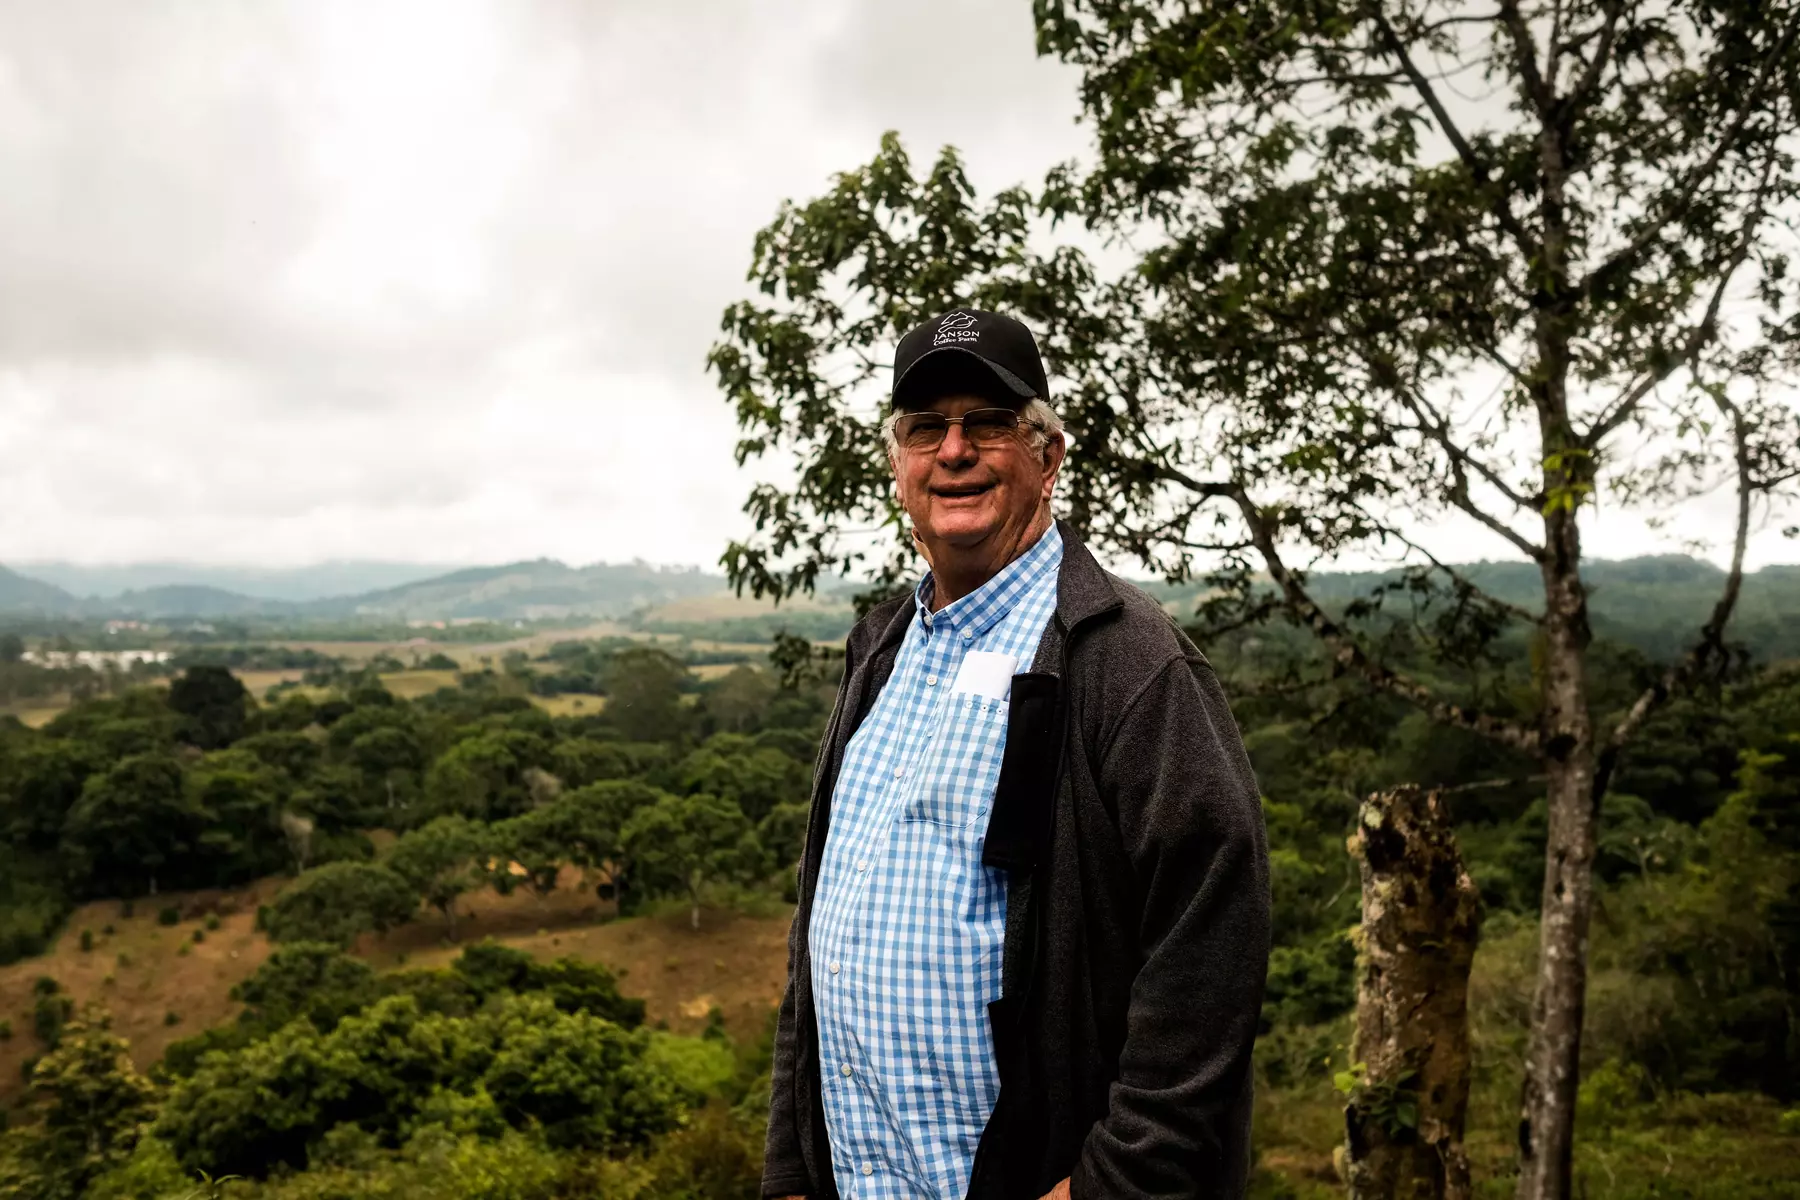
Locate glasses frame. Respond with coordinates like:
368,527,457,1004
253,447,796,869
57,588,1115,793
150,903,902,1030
892,407,1045,453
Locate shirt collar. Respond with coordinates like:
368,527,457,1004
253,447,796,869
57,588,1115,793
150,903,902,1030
913,523,1063,641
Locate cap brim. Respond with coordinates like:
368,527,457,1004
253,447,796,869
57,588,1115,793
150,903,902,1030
890,346,1038,409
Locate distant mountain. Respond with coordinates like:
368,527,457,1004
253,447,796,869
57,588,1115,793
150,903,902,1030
0,565,80,617
2,553,1795,654
311,559,725,621
106,585,297,620
0,559,733,623
10,560,467,602
1154,554,1800,662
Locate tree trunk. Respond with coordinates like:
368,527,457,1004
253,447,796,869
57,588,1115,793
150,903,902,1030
1515,719,1600,1200
1516,494,1599,1200
1341,786,1482,1200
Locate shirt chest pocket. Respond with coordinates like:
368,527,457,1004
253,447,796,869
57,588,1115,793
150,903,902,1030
899,692,1010,829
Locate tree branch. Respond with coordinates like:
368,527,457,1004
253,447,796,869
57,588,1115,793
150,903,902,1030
1370,521,1544,625
1497,0,1556,116
1585,146,1780,444
1555,0,1624,125
1578,11,1800,301
1593,390,1755,799
1230,485,1544,755
1368,4,1538,255
1390,388,1550,559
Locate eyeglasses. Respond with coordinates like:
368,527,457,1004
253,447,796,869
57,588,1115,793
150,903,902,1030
893,408,1042,452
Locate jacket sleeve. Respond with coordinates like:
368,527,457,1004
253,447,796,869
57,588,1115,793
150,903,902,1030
1072,653,1271,1200
761,899,812,1198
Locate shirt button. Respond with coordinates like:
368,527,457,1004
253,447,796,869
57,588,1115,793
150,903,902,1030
828,961,841,974
962,631,973,642
861,1163,874,1177
840,1064,853,1077
926,675,938,686
893,766,905,778
855,860,868,873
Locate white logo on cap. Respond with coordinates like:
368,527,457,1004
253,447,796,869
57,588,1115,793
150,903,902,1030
933,311,981,346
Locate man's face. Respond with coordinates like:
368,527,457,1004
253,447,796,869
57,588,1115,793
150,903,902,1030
892,393,1065,554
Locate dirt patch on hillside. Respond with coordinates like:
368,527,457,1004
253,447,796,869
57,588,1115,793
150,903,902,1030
0,872,793,1107
0,881,282,1102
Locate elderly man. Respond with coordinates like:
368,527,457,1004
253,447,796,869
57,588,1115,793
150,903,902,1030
764,310,1270,1200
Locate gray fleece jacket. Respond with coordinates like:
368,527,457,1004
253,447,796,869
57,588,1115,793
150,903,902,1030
764,521,1271,1200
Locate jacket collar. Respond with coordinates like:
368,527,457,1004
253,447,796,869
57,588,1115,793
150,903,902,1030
861,518,1122,670
1050,519,1125,632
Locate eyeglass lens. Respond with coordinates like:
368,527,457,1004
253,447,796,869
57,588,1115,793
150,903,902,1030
898,408,1020,448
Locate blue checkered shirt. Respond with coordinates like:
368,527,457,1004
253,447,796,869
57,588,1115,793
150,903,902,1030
809,524,1063,1200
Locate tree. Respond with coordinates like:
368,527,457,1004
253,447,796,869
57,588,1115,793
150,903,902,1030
423,733,525,822
555,780,666,910
621,791,753,930
347,725,425,812
1,739,100,854
708,7,1800,1195
167,666,249,750
675,733,807,823
701,663,779,733
60,753,198,897
259,860,417,946
386,816,491,939
187,749,287,885
0,633,23,664
491,806,571,906
11,1006,158,1200
604,648,690,744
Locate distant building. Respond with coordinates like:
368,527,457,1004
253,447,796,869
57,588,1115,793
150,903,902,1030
21,649,171,670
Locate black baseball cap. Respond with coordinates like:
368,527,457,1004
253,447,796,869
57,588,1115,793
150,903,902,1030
890,309,1050,409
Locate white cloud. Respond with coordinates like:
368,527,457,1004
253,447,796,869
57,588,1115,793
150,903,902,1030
0,0,1786,574
0,0,1090,569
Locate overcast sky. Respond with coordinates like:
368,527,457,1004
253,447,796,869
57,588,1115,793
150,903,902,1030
0,1,1791,574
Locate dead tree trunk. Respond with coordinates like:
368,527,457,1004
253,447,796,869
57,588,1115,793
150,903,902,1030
1341,786,1483,1200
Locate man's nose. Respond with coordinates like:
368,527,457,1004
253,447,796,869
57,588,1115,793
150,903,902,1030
936,423,978,465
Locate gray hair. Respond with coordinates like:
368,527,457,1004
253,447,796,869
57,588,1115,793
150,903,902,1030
882,397,1064,467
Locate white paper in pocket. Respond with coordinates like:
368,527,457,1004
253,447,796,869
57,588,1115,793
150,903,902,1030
950,650,1017,701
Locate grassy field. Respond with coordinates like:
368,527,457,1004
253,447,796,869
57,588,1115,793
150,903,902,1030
529,693,605,717
3,875,1797,1197
0,871,788,1110
376,668,459,699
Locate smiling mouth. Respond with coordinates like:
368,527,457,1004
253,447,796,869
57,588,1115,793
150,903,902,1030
931,481,995,500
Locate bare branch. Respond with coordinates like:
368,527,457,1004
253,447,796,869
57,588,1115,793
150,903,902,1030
1439,772,1549,795
1594,390,1756,798
1389,387,1550,559
1585,147,1781,444
1371,521,1544,625
1231,485,1544,755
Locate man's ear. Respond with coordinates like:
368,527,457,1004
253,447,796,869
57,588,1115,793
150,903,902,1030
1040,431,1067,500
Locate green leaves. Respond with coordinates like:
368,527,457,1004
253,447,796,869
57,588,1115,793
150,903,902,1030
258,861,418,947
10,1006,158,1200
154,993,683,1180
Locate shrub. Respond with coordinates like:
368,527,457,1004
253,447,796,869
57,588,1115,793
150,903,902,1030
33,989,73,1048
155,993,685,1179
157,906,180,927
79,929,94,952
259,861,418,946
